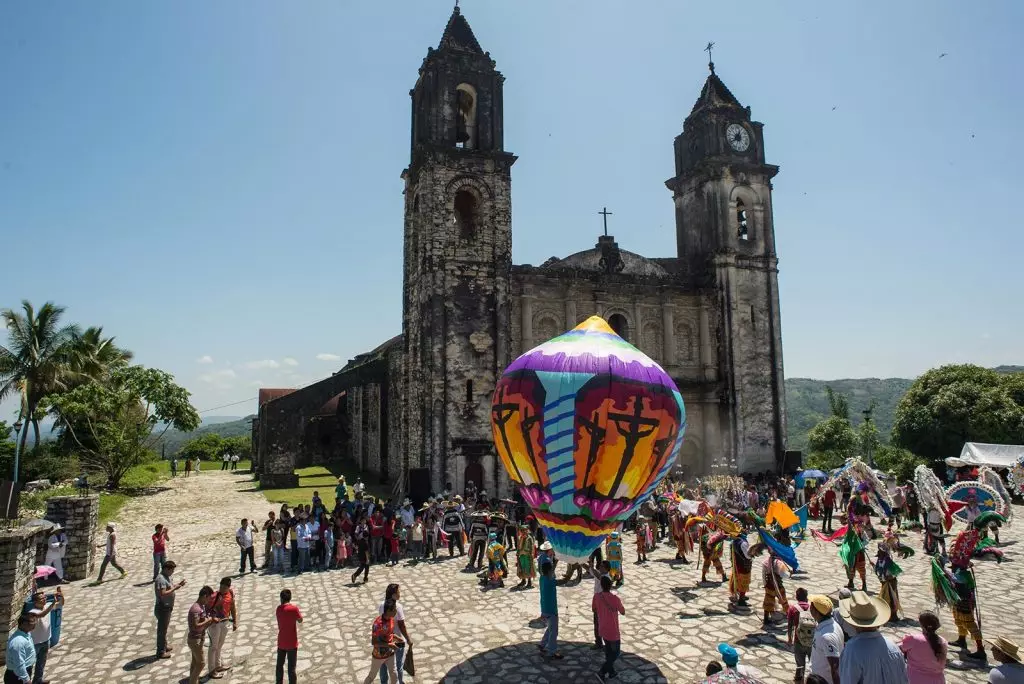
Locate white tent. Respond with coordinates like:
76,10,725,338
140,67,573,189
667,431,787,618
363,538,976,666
945,442,1024,469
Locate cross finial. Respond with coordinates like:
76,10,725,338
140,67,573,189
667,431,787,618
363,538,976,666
705,41,715,74
598,207,614,237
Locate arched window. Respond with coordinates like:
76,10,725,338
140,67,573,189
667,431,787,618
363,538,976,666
608,313,630,342
455,83,478,149
454,190,478,239
737,199,749,241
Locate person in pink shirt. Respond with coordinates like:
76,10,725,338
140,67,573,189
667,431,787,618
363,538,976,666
900,611,947,684
592,575,626,680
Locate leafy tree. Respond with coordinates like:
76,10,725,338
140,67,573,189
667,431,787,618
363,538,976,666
0,421,14,462
891,364,1024,468
826,386,850,421
49,366,200,488
873,445,926,484
179,433,226,461
806,415,858,471
0,301,80,454
223,435,252,458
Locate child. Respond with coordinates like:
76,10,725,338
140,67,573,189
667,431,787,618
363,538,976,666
276,589,303,684
397,523,409,559
272,522,286,572
635,516,649,563
323,524,335,570
388,521,401,566
336,532,349,568
424,515,437,559
786,587,813,683
606,532,624,586
410,518,424,559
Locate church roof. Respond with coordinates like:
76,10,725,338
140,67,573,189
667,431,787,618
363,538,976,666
690,71,743,114
438,6,483,54
543,237,670,278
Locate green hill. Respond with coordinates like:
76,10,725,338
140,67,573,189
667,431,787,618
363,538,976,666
784,377,912,452
154,415,254,456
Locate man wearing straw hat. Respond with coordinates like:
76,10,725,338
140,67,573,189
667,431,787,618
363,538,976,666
837,591,908,684
987,636,1024,683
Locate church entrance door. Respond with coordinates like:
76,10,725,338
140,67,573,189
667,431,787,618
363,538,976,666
464,460,484,498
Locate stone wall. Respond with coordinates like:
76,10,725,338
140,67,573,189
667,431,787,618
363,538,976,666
0,524,52,665
45,494,100,580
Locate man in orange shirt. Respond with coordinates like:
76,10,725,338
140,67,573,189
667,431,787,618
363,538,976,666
206,577,237,679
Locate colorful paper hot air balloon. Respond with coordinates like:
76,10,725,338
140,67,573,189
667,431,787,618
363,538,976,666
490,316,686,563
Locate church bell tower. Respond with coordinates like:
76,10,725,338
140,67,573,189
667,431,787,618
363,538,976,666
665,56,787,473
401,7,517,496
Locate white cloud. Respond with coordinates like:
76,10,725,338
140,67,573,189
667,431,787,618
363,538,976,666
316,353,341,362
196,355,214,365
246,359,280,370
283,357,299,367
198,369,236,389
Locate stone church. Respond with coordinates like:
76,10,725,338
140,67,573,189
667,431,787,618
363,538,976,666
253,7,787,497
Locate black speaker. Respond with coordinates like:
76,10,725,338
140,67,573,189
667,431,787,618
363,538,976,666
0,481,22,519
407,468,431,507
783,450,803,474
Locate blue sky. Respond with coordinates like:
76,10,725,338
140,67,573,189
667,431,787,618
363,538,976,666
1,1,1021,420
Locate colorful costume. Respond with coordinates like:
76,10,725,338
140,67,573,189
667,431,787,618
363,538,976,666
670,512,692,561
701,528,727,582
635,517,650,562
874,528,913,622
728,535,753,606
516,526,535,587
484,533,506,587
606,532,623,584
760,553,789,620
933,530,986,660
841,522,869,591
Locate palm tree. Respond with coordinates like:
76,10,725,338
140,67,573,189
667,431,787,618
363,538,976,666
0,301,81,455
69,326,133,380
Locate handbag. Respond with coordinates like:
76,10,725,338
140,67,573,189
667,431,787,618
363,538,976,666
403,645,415,676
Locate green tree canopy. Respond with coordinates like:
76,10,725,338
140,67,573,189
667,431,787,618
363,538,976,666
891,364,1024,468
49,365,200,488
806,414,858,471
873,445,926,484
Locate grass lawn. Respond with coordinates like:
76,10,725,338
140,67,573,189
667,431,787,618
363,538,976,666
259,464,393,508
17,457,254,525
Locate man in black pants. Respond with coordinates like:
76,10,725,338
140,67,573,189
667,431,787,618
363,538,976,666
154,560,185,659
236,518,256,574
442,504,465,557
468,515,489,569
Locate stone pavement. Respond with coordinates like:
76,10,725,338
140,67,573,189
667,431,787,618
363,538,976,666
34,471,1024,683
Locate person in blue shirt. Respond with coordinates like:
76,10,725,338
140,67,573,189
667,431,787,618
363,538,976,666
538,543,562,659
5,613,37,684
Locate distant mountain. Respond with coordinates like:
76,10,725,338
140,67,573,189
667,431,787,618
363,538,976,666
785,377,913,452
154,415,254,456
201,416,243,425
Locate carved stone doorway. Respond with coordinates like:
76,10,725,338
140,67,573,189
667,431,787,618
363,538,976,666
464,460,484,498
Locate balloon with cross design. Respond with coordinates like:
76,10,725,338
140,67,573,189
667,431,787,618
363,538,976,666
490,315,686,563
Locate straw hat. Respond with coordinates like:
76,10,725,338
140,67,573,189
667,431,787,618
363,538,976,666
539,541,553,551
988,637,1022,663
839,590,890,628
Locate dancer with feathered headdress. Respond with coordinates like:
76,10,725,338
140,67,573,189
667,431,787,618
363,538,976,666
933,529,987,662
874,526,914,622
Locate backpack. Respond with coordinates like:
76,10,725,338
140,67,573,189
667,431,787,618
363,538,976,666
796,606,816,648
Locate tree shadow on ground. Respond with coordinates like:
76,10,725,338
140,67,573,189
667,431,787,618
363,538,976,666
119,485,172,497
439,641,668,684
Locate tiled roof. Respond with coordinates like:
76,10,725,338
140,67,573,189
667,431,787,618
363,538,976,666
258,388,295,406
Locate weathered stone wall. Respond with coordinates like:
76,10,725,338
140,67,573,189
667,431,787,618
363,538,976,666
44,494,99,580
387,348,404,488
0,524,51,664
365,384,382,478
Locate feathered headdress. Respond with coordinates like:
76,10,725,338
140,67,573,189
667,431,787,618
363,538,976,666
978,466,1013,523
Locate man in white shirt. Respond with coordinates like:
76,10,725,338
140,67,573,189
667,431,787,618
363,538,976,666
353,478,365,496
399,499,415,528
222,452,231,471
44,525,67,581
236,518,256,574
810,594,844,684
28,588,63,684
230,453,240,471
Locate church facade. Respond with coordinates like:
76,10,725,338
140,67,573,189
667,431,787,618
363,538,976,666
252,7,787,497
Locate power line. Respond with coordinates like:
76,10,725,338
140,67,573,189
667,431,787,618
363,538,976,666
196,397,256,413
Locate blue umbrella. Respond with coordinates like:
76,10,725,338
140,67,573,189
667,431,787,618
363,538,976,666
801,469,827,480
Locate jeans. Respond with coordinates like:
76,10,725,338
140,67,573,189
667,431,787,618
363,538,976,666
207,620,229,673
5,671,29,684
380,642,405,684
239,546,256,573
298,547,310,573
155,603,173,655
273,545,285,571
540,613,559,655
276,648,297,684
31,641,48,684
153,552,165,581
371,536,383,562
599,640,620,676
98,554,124,580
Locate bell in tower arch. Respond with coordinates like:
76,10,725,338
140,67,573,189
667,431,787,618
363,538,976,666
455,84,477,149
